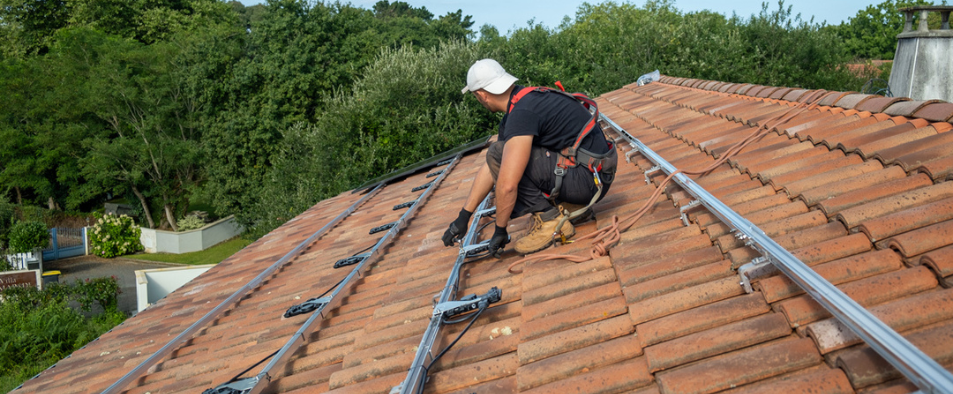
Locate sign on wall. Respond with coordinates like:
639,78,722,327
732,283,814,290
0,270,41,291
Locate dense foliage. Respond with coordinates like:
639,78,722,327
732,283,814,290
832,0,944,60
6,221,48,253
1,0,891,238
0,278,124,392
89,214,143,258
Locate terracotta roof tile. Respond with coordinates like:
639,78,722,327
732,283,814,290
921,246,953,286
806,288,953,354
756,249,904,303
856,197,953,242
516,335,642,391
834,181,953,229
656,337,822,394
882,219,953,258
883,99,942,117
629,277,745,325
798,166,907,207
835,320,953,389
819,91,852,107
645,312,791,373
835,94,876,109
855,97,911,113
913,102,953,122
718,366,854,394
776,266,938,327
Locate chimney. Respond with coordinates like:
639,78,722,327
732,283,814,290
889,6,953,101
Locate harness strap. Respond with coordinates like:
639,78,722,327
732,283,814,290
507,85,609,202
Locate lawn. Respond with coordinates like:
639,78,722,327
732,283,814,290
130,237,252,265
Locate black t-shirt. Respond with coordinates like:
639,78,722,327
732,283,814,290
499,85,610,155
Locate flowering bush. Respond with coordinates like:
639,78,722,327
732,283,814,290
89,214,143,258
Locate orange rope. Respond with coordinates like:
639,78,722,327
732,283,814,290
508,89,830,274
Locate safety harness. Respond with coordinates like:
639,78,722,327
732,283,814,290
506,83,618,233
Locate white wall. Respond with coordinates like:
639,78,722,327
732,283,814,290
135,265,215,312
139,215,244,254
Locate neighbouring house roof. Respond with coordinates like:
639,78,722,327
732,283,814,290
15,75,953,394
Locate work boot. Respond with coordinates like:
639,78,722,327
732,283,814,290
514,209,575,255
559,202,595,225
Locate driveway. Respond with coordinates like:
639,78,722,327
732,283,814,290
44,256,181,315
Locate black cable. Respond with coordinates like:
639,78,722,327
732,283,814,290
226,349,279,383
415,303,488,394
317,277,345,298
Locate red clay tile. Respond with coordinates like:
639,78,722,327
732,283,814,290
756,249,904,303
835,94,876,109
883,219,953,257
521,281,621,322
617,246,724,287
426,353,519,394
884,100,942,117
623,259,732,302
645,312,791,372
857,197,953,242
913,102,953,122
893,140,953,172
920,245,953,279
521,297,627,341
718,365,854,394
656,337,822,394
629,277,745,325
776,266,938,327
806,288,953,354
782,161,884,198
854,125,938,159
916,154,953,181
799,166,907,207
823,173,937,220
819,92,852,107
835,320,953,389
516,335,641,391
518,315,633,365
636,293,769,347
856,97,910,113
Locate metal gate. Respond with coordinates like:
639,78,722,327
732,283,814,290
42,227,87,261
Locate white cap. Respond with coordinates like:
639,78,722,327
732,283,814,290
461,59,518,95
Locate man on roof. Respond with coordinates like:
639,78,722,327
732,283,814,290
442,59,618,255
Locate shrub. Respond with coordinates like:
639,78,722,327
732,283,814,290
176,214,206,232
7,221,50,253
0,196,14,249
89,214,143,258
74,277,121,312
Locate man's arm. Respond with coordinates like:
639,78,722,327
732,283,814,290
494,135,532,228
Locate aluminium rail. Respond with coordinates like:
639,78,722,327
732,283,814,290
392,195,496,394
225,153,464,394
100,182,385,394
600,113,953,394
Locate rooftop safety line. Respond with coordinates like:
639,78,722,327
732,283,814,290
100,182,386,394
206,153,464,394
601,113,953,394
392,194,497,394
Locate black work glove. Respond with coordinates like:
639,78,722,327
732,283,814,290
442,209,472,246
488,225,508,258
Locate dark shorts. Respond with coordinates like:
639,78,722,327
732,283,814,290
487,140,615,218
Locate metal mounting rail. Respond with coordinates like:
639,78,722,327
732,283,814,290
600,113,953,394
101,183,385,394
393,195,495,394
217,154,463,394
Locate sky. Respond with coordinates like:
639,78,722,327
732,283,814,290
238,0,879,33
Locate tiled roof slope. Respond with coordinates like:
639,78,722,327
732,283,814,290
16,76,953,394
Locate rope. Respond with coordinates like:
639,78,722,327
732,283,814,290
508,89,830,274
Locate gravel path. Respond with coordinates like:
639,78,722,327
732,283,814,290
44,256,182,315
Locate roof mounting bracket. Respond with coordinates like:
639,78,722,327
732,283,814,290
679,199,703,226
433,287,502,319
475,207,497,218
388,383,403,394
202,377,259,394
738,256,778,293
426,170,444,178
436,158,454,166
644,165,662,184
625,149,640,163
334,253,370,269
393,201,414,210
459,236,511,257
412,182,434,192
284,296,332,318
370,222,398,235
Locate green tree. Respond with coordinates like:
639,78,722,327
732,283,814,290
835,0,939,60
